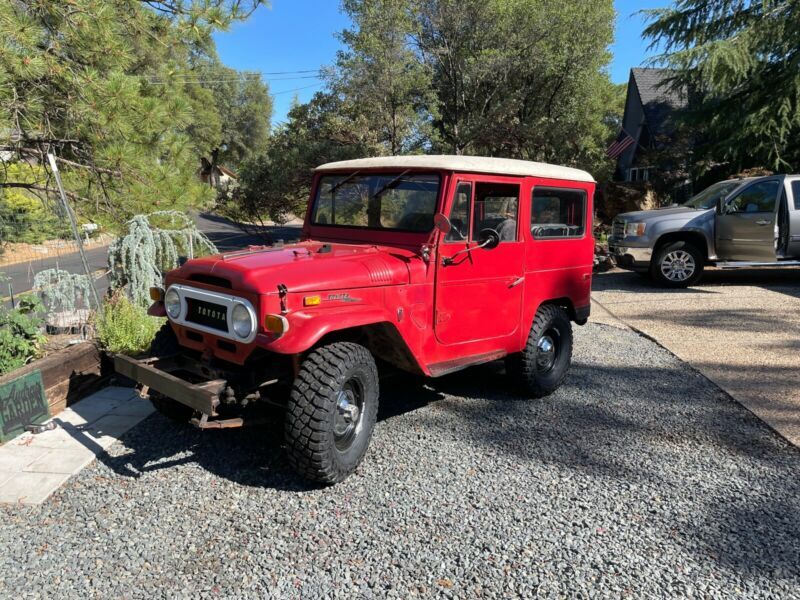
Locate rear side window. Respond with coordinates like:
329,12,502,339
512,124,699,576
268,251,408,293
726,180,779,213
792,181,800,210
531,187,586,239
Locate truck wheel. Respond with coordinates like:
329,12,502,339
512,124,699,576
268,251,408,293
651,241,704,288
285,342,379,484
148,324,194,423
507,304,573,398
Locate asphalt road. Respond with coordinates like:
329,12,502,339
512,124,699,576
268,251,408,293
1,323,798,598
0,213,302,306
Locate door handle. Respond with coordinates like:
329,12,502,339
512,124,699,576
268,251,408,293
755,219,772,226
509,276,525,288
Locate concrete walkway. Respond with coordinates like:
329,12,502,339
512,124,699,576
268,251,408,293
0,387,153,505
592,267,800,446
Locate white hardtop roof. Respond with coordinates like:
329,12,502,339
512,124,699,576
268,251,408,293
316,155,595,183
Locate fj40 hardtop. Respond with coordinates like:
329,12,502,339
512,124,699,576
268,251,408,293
115,155,595,483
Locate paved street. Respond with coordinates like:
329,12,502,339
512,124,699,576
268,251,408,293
1,323,798,598
0,213,301,306
593,267,800,446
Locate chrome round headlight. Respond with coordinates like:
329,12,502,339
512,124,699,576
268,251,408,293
231,303,253,339
165,287,181,319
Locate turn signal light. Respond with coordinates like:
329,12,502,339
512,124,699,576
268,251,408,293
264,314,289,336
303,295,321,306
149,287,164,301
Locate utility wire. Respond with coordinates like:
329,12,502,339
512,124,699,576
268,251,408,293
146,74,323,84
271,82,324,96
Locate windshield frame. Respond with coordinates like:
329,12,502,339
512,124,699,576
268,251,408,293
309,170,443,234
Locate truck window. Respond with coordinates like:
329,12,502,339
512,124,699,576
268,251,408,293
445,182,472,242
792,181,800,210
312,173,440,232
472,183,519,242
531,187,586,239
726,180,780,214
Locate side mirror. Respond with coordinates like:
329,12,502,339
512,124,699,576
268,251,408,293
717,194,730,215
477,228,501,250
433,213,452,235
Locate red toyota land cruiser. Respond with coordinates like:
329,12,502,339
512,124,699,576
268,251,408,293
115,156,594,483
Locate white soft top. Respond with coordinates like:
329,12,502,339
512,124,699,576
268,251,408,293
316,155,594,183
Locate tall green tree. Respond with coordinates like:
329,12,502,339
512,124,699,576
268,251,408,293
332,0,434,155
188,54,273,170
643,0,800,172
413,0,616,175
0,0,265,229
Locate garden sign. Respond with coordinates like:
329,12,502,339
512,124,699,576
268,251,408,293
0,370,49,443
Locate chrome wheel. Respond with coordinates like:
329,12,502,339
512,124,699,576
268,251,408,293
536,332,557,374
660,250,696,282
333,379,364,451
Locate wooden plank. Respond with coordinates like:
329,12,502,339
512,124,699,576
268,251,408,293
0,343,108,422
113,355,217,414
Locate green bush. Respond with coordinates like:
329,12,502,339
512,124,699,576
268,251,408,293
0,295,47,375
95,293,161,356
0,164,69,245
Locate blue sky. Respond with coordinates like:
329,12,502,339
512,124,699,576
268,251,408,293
213,0,666,125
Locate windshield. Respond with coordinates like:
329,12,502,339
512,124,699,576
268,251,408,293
683,180,742,209
312,172,440,232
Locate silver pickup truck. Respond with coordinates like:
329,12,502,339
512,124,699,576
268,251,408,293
609,175,800,287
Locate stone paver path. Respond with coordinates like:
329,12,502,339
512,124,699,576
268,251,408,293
0,387,153,505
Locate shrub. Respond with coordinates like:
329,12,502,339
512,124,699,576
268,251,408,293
0,163,69,245
33,269,95,313
94,293,161,356
0,295,47,375
108,211,217,308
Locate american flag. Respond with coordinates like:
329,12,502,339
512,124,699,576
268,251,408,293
606,129,635,158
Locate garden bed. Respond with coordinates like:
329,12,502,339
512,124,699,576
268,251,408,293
0,342,109,432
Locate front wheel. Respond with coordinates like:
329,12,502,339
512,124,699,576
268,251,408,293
284,342,379,484
651,241,704,288
507,305,573,398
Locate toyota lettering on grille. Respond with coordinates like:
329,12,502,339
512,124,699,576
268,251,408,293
187,299,228,331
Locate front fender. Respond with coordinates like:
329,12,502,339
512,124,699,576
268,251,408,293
256,305,392,354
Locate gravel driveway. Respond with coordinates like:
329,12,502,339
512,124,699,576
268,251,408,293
2,323,799,599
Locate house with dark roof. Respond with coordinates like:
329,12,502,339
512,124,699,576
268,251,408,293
615,68,688,184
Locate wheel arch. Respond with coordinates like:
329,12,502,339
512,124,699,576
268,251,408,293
314,322,425,375
652,231,710,263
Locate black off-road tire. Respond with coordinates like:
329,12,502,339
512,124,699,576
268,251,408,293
507,305,573,398
148,324,194,423
650,240,704,288
285,342,379,484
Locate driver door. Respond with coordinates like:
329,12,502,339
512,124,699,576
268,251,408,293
434,176,525,346
716,179,780,261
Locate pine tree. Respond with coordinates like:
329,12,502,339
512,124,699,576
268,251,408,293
0,0,266,230
643,0,800,172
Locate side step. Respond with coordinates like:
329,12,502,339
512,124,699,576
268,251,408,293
716,260,800,269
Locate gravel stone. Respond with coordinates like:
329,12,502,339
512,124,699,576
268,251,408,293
1,323,799,599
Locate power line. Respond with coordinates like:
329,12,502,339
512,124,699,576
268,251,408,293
144,68,326,84
272,82,324,96
146,74,323,85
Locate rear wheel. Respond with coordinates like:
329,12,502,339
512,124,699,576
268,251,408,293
285,342,379,484
148,324,194,422
507,304,573,398
651,240,704,288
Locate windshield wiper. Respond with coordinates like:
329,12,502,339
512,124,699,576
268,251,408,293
327,170,361,196
371,170,411,199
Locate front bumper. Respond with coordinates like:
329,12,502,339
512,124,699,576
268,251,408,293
114,354,226,416
608,242,653,271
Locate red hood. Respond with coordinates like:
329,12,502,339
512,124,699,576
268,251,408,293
168,241,416,294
